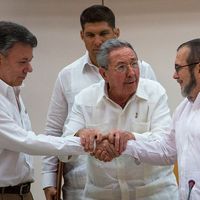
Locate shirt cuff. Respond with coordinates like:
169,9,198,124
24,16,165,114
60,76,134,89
42,172,57,189
133,132,150,141
122,140,141,165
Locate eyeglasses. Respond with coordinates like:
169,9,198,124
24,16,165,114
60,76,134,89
175,62,200,73
114,60,139,73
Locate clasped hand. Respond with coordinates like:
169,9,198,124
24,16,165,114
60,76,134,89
76,128,134,162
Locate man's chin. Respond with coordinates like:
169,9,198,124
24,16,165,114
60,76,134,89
14,81,24,87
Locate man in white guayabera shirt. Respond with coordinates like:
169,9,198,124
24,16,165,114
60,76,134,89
111,38,200,200
0,21,94,200
59,39,178,200
42,5,158,200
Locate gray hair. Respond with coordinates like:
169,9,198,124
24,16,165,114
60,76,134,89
96,39,137,69
0,21,37,56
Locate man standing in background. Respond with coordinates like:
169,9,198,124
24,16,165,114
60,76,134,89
42,5,157,200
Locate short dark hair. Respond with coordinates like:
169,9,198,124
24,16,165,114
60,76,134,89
0,21,37,55
80,5,115,30
177,38,200,64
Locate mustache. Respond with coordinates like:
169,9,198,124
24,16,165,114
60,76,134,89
125,76,137,83
176,79,182,84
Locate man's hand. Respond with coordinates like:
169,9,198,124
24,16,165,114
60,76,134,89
44,186,57,200
91,139,120,162
108,130,135,154
76,128,103,152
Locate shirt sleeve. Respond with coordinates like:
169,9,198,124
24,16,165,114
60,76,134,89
123,128,177,165
42,74,69,188
62,97,86,137
139,60,157,81
0,107,85,155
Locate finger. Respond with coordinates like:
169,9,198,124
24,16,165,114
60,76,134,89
114,132,120,152
84,134,91,152
100,150,108,161
80,136,86,147
89,134,95,151
119,135,125,154
105,142,119,158
101,140,119,158
107,131,114,144
123,135,131,152
103,153,114,162
94,148,103,160
95,132,103,143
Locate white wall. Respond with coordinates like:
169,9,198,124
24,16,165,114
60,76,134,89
1,0,200,199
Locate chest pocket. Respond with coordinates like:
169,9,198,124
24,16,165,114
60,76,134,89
130,121,150,133
130,101,151,133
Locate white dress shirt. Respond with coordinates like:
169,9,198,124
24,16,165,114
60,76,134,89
61,79,178,200
0,79,88,187
125,93,200,200
42,52,157,199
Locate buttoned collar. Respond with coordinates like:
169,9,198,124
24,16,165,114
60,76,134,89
190,92,200,109
96,78,149,106
0,79,23,100
81,51,99,74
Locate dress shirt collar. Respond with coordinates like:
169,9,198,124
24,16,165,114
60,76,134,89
81,51,99,73
191,92,200,109
0,79,23,99
96,78,149,106
136,78,149,101
0,79,10,97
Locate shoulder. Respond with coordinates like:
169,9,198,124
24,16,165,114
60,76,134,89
173,98,188,117
0,94,9,109
140,60,151,68
139,60,157,81
58,54,86,77
54,55,87,87
75,81,103,104
140,78,165,92
138,78,167,100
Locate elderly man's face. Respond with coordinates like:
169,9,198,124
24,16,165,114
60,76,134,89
100,47,139,106
0,42,33,86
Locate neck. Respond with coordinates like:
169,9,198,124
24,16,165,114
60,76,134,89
89,55,98,67
108,92,133,108
187,93,199,102
107,85,134,108
187,88,200,102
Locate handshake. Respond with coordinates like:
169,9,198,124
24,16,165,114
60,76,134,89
76,128,135,162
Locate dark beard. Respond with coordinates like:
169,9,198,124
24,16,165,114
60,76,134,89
181,71,196,97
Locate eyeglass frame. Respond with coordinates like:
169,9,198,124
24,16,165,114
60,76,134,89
112,60,141,73
175,62,200,73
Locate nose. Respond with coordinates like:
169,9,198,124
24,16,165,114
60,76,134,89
126,65,136,77
23,63,33,73
173,71,178,80
94,35,104,47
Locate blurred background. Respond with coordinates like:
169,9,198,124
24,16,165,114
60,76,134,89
1,0,199,199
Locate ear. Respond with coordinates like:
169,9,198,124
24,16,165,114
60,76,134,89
80,30,84,40
198,63,200,73
0,53,3,66
113,28,120,38
99,67,108,81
